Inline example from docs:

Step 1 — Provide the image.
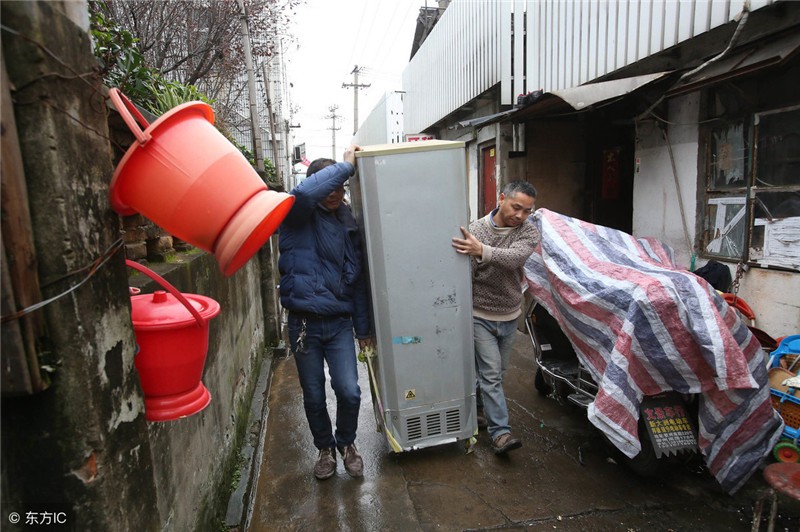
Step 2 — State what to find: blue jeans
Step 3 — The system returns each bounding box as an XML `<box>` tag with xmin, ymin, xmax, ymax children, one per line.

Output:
<box><xmin>474</xmin><ymin>317</ymin><xmax>518</xmax><ymax>439</ymax></box>
<box><xmin>288</xmin><ymin>315</ymin><xmax>361</xmax><ymax>450</ymax></box>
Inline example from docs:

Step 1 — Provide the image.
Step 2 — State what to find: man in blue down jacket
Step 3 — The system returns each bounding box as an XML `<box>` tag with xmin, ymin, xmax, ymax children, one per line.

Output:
<box><xmin>278</xmin><ymin>143</ymin><xmax>374</xmax><ymax>480</ymax></box>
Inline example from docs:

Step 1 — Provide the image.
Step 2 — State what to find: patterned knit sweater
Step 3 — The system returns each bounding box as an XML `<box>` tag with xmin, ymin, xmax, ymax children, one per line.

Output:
<box><xmin>470</xmin><ymin>214</ymin><xmax>541</xmax><ymax>321</ymax></box>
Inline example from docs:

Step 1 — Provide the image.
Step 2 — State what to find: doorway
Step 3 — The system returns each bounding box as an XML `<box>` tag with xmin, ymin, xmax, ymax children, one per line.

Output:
<box><xmin>480</xmin><ymin>145</ymin><xmax>497</xmax><ymax>217</ymax></box>
<box><xmin>587</xmin><ymin>124</ymin><xmax>635</xmax><ymax>233</ymax></box>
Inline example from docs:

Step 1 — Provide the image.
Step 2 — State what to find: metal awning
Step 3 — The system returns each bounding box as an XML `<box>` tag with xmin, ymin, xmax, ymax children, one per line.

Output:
<box><xmin>453</xmin><ymin>109</ymin><xmax>516</xmax><ymax>129</ymax></box>
<box><xmin>666</xmin><ymin>30</ymin><xmax>800</xmax><ymax>97</ymax></box>
<box><xmin>510</xmin><ymin>71</ymin><xmax>673</xmax><ymax>122</ymax></box>
<box><xmin>450</xmin><ymin>30</ymin><xmax>798</xmax><ymax>130</ymax></box>
<box><xmin>451</xmin><ymin>71</ymin><xmax>671</xmax><ymax>130</ymax></box>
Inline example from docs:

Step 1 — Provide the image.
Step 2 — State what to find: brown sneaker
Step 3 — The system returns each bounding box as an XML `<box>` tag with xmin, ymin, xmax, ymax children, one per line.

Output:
<box><xmin>491</xmin><ymin>433</ymin><xmax>522</xmax><ymax>455</ymax></box>
<box><xmin>313</xmin><ymin>448</ymin><xmax>336</xmax><ymax>480</ymax></box>
<box><xmin>338</xmin><ymin>444</ymin><xmax>363</xmax><ymax>478</ymax></box>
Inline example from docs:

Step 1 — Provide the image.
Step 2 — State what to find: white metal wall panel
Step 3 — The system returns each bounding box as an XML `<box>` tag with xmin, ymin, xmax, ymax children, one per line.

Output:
<box><xmin>500</xmin><ymin>1</ymin><xmax>512</xmax><ymax>105</ymax></box>
<box><xmin>533</xmin><ymin>0</ymin><xmax>543</xmax><ymax>91</ymax></box>
<box><xmin>677</xmin><ymin>0</ymin><xmax>696</xmax><ymax>42</ymax></box>
<box><xmin>636</xmin><ymin>1</ymin><xmax>648</xmax><ymax>62</ymax></box>
<box><xmin>579</xmin><ymin>2</ymin><xmax>590</xmax><ymax>86</ymax></box>
<box><xmin>402</xmin><ymin>0</ymin><xmax>776</xmax><ymax>134</ymax></box>
<box><xmin>710</xmin><ymin>0</ymin><xmax>731</xmax><ymax>27</ymax></box>
<box><xmin>664</xmin><ymin>1</ymin><xmax>680</xmax><ymax>50</ymax></box>
<box><xmin>617</xmin><ymin>0</ymin><xmax>629</xmax><ymax>72</ymax></box>
<box><xmin>587</xmin><ymin>0</ymin><xmax>598</xmax><ymax>82</ymax></box>
<box><xmin>597</xmin><ymin>0</ymin><xmax>609</xmax><ymax>81</ymax></box>
<box><xmin>553</xmin><ymin>2</ymin><xmax>569</xmax><ymax>87</ymax></box>
<box><xmin>560</xmin><ymin>1</ymin><xmax>570</xmax><ymax>89</ymax></box>
<box><xmin>607</xmin><ymin>1</ymin><xmax>619</xmax><ymax>73</ymax></box>
<box><xmin>695</xmin><ymin>0</ymin><xmax>712</xmax><ymax>34</ymax></box>
<box><xmin>651</xmin><ymin>0</ymin><xmax>665</xmax><ymax>56</ymax></box>
<box><xmin>514</xmin><ymin>0</ymin><xmax>525</xmax><ymax>101</ymax></box>
<box><xmin>524</xmin><ymin>0</ymin><xmax>537</xmax><ymax>92</ymax></box>
<box><xmin>627</xmin><ymin>1</ymin><xmax>640</xmax><ymax>66</ymax></box>
<box><xmin>543</xmin><ymin>0</ymin><xmax>552</xmax><ymax>91</ymax></box>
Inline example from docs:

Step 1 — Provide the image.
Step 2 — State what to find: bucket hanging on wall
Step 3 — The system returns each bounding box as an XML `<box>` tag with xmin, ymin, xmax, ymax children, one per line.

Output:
<box><xmin>127</xmin><ymin>260</ymin><xmax>220</xmax><ymax>422</ymax></box>
<box><xmin>108</xmin><ymin>88</ymin><xmax>295</xmax><ymax>276</ymax></box>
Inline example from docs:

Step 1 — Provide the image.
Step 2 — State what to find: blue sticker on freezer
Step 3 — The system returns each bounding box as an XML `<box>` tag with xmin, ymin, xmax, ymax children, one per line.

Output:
<box><xmin>392</xmin><ymin>336</ymin><xmax>423</xmax><ymax>345</ymax></box>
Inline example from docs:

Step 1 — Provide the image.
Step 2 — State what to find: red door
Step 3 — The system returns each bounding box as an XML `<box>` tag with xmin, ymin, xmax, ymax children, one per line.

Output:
<box><xmin>481</xmin><ymin>146</ymin><xmax>497</xmax><ymax>217</ymax></box>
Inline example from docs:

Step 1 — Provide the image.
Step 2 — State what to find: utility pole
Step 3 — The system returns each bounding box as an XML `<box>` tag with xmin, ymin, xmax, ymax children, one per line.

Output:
<box><xmin>237</xmin><ymin>0</ymin><xmax>264</xmax><ymax>170</ymax></box>
<box><xmin>342</xmin><ymin>65</ymin><xmax>370</xmax><ymax>135</ymax></box>
<box><xmin>325</xmin><ymin>105</ymin><xmax>341</xmax><ymax>159</ymax></box>
<box><xmin>261</xmin><ymin>61</ymin><xmax>282</xmax><ymax>187</ymax></box>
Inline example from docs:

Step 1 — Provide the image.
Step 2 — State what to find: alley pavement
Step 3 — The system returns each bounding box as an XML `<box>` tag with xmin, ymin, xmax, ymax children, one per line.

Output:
<box><xmin>247</xmin><ymin>332</ymin><xmax>800</xmax><ymax>531</ymax></box>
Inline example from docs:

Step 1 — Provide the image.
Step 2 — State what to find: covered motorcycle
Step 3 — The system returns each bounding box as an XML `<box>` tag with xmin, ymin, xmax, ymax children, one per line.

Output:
<box><xmin>523</xmin><ymin>209</ymin><xmax>784</xmax><ymax>494</ymax></box>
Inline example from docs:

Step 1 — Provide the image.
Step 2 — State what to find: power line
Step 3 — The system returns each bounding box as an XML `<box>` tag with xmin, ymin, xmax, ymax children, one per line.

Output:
<box><xmin>364</xmin><ymin>0</ymin><xmax>404</xmax><ymax>69</ymax></box>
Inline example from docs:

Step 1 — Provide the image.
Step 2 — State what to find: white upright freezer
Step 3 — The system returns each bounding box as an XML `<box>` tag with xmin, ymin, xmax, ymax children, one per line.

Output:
<box><xmin>351</xmin><ymin>140</ymin><xmax>477</xmax><ymax>452</ymax></box>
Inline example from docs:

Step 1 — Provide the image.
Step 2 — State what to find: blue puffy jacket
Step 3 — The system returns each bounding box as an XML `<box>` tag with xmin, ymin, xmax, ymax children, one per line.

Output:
<box><xmin>277</xmin><ymin>162</ymin><xmax>371</xmax><ymax>337</ymax></box>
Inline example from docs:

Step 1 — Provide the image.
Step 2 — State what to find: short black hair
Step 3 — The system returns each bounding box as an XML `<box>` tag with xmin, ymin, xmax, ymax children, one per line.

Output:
<box><xmin>502</xmin><ymin>180</ymin><xmax>537</xmax><ymax>199</ymax></box>
<box><xmin>307</xmin><ymin>158</ymin><xmax>336</xmax><ymax>177</ymax></box>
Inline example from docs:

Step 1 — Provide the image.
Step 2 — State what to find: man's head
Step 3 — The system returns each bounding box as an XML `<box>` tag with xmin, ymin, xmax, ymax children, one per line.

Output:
<box><xmin>307</xmin><ymin>158</ymin><xmax>346</xmax><ymax>210</ymax></box>
<box><xmin>493</xmin><ymin>181</ymin><xmax>537</xmax><ymax>227</ymax></box>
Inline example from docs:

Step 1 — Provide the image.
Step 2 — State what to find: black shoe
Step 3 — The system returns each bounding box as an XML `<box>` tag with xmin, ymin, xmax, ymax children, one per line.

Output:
<box><xmin>338</xmin><ymin>444</ymin><xmax>363</xmax><ymax>478</ymax></box>
<box><xmin>314</xmin><ymin>448</ymin><xmax>336</xmax><ymax>480</ymax></box>
<box><xmin>491</xmin><ymin>433</ymin><xmax>522</xmax><ymax>455</ymax></box>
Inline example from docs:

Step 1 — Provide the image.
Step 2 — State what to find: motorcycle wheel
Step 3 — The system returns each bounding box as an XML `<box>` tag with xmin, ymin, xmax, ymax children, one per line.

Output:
<box><xmin>534</xmin><ymin>367</ymin><xmax>553</xmax><ymax>396</ymax></box>
<box><xmin>601</xmin><ymin>417</ymin><xmax>660</xmax><ymax>477</ymax></box>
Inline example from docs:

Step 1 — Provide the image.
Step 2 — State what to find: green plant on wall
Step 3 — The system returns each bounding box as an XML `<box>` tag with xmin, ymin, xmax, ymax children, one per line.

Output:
<box><xmin>90</xmin><ymin>1</ymin><xmax>156</xmax><ymax>105</ymax></box>
<box><xmin>142</xmin><ymin>79</ymin><xmax>214</xmax><ymax>116</ymax></box>
<box><xmin>89</xmin><ymin>1</ymin><xmax>214</xmax><ymax>115</ymax></box>
<box><xmin>89</xmin><ymin>1</ymin><xmax>256</xmax><ymax>163</ymax></box>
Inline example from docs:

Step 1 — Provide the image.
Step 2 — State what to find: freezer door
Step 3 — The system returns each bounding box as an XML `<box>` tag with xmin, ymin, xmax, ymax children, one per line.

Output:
<box><xmin>353</xmin><ymin>141</ymin><xmax>477</xmax><ymax>450</ymax></box>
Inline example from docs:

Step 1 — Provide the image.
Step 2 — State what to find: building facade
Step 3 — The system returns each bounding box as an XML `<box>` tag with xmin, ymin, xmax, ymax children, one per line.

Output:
<box><xmin>389</xmin><ymin>0</ymin><xmax>798</xmax><ymax>336</ymax></box>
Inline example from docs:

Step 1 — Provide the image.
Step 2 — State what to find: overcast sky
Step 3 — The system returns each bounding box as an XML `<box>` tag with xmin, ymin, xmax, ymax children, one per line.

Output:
<box><xmin>283</xmin><ymin>0</ymin><xmax>422</xmax><ymax>162</ymax></box>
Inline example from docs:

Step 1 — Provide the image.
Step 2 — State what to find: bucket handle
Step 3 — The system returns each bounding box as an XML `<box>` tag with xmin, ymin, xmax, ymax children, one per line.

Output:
<box><xmin>125</xmin><ymin>259</ymin><xmax>204</xmax><ymax>327</ymax></box>
<box><xmin>109</xmin><ymin>88</ymin><xmax>152</xmax><ymax>146</ymax></box>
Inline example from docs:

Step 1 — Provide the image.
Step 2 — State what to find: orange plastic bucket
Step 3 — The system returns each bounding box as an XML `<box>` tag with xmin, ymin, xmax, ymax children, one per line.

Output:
<box><xmin>108</xmin><ymin>88</ymin><xmax>294</xmax><ymax>276</ymax></box>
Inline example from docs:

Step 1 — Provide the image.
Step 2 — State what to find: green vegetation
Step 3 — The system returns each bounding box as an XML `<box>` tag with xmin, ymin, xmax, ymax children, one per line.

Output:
<box><xmin>89</xmin><ymin>3</ymin><xmax>214</xmax><ymax>118</ymax></box>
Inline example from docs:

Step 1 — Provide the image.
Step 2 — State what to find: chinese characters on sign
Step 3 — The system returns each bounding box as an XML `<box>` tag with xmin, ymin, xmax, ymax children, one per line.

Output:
<box><xmin>642</xmin><ymin>396</ymin><xmax>698</xmax><ymax>458</ymax></box>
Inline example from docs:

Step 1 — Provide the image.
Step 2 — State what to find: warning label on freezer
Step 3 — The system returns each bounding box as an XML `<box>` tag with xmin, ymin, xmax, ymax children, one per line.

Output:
<box><xmin>405</xmin><ymin>389</ymin><xmax>417</xmax><ymax>400</ymax></box>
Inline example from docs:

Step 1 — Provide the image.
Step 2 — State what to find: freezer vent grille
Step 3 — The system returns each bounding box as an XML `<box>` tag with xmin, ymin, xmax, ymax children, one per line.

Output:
<box><xmin>445</xmin><ymin>409</ymin><xmax>460</xmax><ymax>432</ymax></box>
<box><xmin>406</xmin><ymin>409</ymin><xmax>463</xmax><ymax>440</ymax></box>
<box><xmin>407</xmin><ymin>417</ymin><xmax>422</xmax><ymax>440</ymax></box>
<box><xmin>426</xmin><ymin>413</ymin><xmax>442</xmax><ymax>436</ymax></box>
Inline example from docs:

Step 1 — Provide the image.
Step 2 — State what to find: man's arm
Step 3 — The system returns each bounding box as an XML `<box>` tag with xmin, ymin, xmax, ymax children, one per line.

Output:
<box><xmin>452</xmin><ymin>223</ymin><xmax>540</xmax><ymax>269</ymax></box>
<box><xmin>284</xmin><ymin>145</ymin><xmax>360</xmax><ymax>224</ymax></box>
<box><xmin>284</xmin><ymin>162</ymin><xmax>354</xmax><ymax>222</ymax></box>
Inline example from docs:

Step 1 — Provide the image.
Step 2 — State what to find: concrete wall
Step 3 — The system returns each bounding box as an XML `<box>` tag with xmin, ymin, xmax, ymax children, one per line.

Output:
<box><xmin>632</xmin><ymin>92</ymin><xmax>700</xmax><ymax>270</ymax></box>
<box><xmin>0</xmin><ymin>3</ymin><xmax>274</xmax><ymax>530</ymax></box>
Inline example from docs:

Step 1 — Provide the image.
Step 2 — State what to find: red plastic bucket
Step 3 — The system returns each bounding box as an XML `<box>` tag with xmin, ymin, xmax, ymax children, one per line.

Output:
<box><xmin>127</xmin><ymin>260</ymin><xmax>220</xmax><ymax>422</ymax></box>
<box><xmin>109</xmin><ymin>88</ymin><xmax>295</xmax><ymax>276</ymax></box>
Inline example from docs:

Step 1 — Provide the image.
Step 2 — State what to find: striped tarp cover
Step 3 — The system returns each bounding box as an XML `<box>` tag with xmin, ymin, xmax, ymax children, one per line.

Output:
<box><xmin>523</xmin><ymin>209</ymin><xmax>784</xmax><ymax>493</ymax></box>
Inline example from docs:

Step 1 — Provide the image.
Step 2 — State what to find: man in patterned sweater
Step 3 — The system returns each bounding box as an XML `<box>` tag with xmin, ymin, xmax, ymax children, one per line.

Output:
<box><xmin>452</xmin><ymin>181</ymin><xmax>540</xmax><ymax>454</ymax></box>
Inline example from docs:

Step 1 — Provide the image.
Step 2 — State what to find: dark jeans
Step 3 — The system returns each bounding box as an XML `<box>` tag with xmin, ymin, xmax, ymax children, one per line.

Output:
<box><xmin>288</xmin><ymin>314</ymin><xmax>361</xmax><ymax>450</ymax></box>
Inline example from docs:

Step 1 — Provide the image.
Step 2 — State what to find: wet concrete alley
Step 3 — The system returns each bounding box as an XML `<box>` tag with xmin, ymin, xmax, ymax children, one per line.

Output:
<box><xmin>246</xmin><ymin>331</ymin><xmax>800</xmax><ymax>531</ymax></box>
